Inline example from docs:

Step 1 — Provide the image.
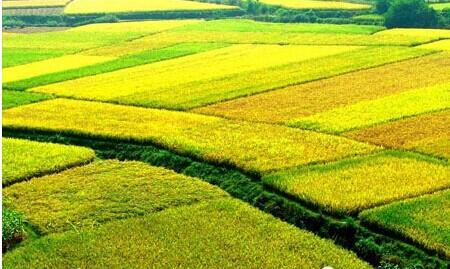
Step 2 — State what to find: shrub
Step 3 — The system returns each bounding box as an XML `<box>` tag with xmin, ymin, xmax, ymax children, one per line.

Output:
<box><xmin>2</xmin><ymin>208</ymin><xmax>25</xmax><ymax>251</ymax></box>
<box><xmin>376</xmin><ymin>0</ymin><xmax>390</xmax><ymax>14</ymax></box>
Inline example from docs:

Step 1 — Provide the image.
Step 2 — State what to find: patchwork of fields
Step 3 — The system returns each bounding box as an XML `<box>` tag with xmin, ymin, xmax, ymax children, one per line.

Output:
<box><xmin>3</xmin><ymin>17</ymin><xmax>450</xmax><ymax>269</ymax></box>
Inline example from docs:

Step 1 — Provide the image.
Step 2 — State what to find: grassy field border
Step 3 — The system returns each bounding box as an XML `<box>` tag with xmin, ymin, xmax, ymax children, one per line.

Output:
<box><xmin>3</xmin><ymin>128</ymin><xmax>448</xmax><ymax>268</ymax></box>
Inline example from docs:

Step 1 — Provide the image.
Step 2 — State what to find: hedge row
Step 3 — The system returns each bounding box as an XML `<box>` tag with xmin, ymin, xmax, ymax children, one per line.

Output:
<box><xmin>3</xmin><ymin>128</ymin><xmax>448</xmax><ymax>269</ymax></box>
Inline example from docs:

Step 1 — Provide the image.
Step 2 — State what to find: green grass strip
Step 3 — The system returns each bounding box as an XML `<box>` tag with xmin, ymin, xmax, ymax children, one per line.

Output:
<box><xmin>3</xmin><ymin>48</ymin><xmax>68</xmax><ymax>68</ymax></box>
<box><xmin>4</xmin><ymin>42</ymin><xmax>227</xmax><ymax>91</ymax></box>
<box><xmin>3</xmin><ymin>90</ymin><xmax>53</xmax><ymax>110</ymax></box>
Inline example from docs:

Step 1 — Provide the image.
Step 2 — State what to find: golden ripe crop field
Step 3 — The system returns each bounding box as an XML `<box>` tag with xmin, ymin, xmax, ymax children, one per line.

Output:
<box><xmin>346</xmin><ymin>110</ymin><xmax>450</xmax><ymax>159</ymax></box>
<box><xmin>2</xmin><ymin>99</ymin><xmax>377</xmax><ymax>174</ymax></box>
<box><xmin>64</xmin><ymin>0</ymin><xmax>237</xmax><ymax>14</ymax></box>
<box><xmin>259</xmin><ymin>0</ymin><xmax>370</xmax><ymax>10</ymax></box>
<box><xmin>195</xmin><ymin>52</ymin><xmax>450</xmax><ymax>123</ymax></box>
<box><xmin>263</xmin><ymin>152</ymin><xmax>450</xmax><ymax>214</ymax></box>
<box><xmin>3</xmin><ymin>0</ymin><xmax>69</xmax><ymax>8</ymax></box>
<box><xmin>31</xmin><ymin>44</ymin><xmax>360</xmax><ymax>107</ymax></box>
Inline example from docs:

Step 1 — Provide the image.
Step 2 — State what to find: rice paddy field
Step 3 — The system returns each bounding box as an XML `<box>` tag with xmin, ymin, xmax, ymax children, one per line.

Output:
<box><xmin>2</xmin><ymin>15</ymin><xmax>450</xmax><ymax>269</ymax></box>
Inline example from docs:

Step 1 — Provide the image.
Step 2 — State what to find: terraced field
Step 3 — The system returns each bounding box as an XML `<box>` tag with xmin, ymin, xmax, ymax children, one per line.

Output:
<box><xmin>3</xmin><ymin>18</ymin><xmax>450</xmax><ymax>269</ymax></box>
<box><xmin>258</xmin><ymin>0</ymin><xmax>371</xmax><ymax>10</ymax></box>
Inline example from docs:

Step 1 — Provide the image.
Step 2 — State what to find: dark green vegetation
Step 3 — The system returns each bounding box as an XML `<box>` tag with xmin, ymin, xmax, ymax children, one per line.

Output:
<box><xmin>2</xmin><ymin>90</ymin><xmax>52</xmax><ymax>109</ymax></box>
<box><xmin>3</xmin><ymin>48</ymin><xmax>66</xmax><ymax>68</ymax></box>
<box><xmin>360</xmin><ymin>189</ymin><xmax>450</xmax><ymax>257</ymax></box>
<box><xmin>4</xmin><ymin>160</ymin><xmax>228</xmax><ymax>234</ymax></box>
<box><xmin>2</xmin><ymin>199</ymin><xmax>370</xmax><ymax>269</ymax></box>
<box><xmin>3</xmin><ymin>43</ymin><xmax>228</xmax><ymax>91</ymax></box>
<box><xmin>2</xmin><ymin>208</ymin><xmax>25</xmax><ymax>252</ymax></box>
<box><xmin>4</xmin><ymin>129</ymin><xmax>449</xmax><ymax>268</ymax></box>
<box><xmin>385</xmin><ymin>0</ymin><xmax>444</xmax><ymax>28</ymax></box>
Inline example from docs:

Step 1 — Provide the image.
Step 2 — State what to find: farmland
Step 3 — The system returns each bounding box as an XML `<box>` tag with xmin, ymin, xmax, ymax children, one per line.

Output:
<box><xmin>258</xmin><ymin>0</ymin><xmax>371</xmax><ymax>10</ymax></box>
<box><xmin>2</xmin><ymin>14</ymin><xmax>450</xmax><ymax>269</ymax></box>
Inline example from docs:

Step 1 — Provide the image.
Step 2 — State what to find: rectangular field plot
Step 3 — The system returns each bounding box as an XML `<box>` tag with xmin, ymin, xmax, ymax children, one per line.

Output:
<box><xmin>3</xmin><ymin>198</ymin><xmax>370</xmax><ymax>269</ymax></box>
<box><xmin>2</xmin><ymin>138</ymin><xmax>95</xmax><ymax>186</ymax></box>
<box><xmin>3</xmin><ymin>90</ymin><xmax>52</xmax><ymax>109</ymax></box>
<box><xmin>289</xmin><ymin>83</ymin><xmax>450</xmax><ymax>133</ymax></box>
<box><xmin>259</xmin><ymin>0</ymin><xmax>370</xmax><ymax>10</ymax></box>
<box><xmin>360</xmin><ymin>189</ymin><xmax>450</xmax><ymax>257</ymax></box>
<box><xmin>3</xmin><ymin>48</ymin><xmax>67</xmax><ymax>68</ymax></box>
<box><xmin>194</xmin><ymin>52</ymin><xmax>449</xmax><ymax>123</ymax></box>
<box><xmin>263</xmin><ymin>152</ymin><xmax>450</xmax><ymax>214</ymax></box>
<box><xmin>64</xmin><ymin>0</ymin><xmax>237</xmax><ymax>14</ymax></box>
<box><xmin>2</xmin><ymin>99</ymin><xmax>377</xmax><ymax>174</ymax></box>
<box><xmin>419</xmin><ymin>39</ymin><xmax>450</xmax><ymax>51</ymax></box>
<box><xmin>5</xmin><ymin>43</ymin><xmax>227</xmax><ymax>91</ymax></box>
<box><xmin>3</xmin><ymin>20</ymin><xmax>199</xmax><ymax>52</ymax></box>
<box><xmin>346</xmin><ymin>110</ymin><xmax>450</xmax><ymax>159</ymax></box>
<box><xmin>31</xmin><ymin>44</ymin><xmax>360</xmax><ymax>108</ymax></box>
<box><xmin>374</xmin><ymin>28</ymin><xmax>450</xmax><ymax>39</ymax></box>
<box><xmin>3</xmin><ymin>55</ymin><xmax>114</xmax><ymax>83</ymax></box>
<box><xmin>3</xmin><ymin>160</ymin><xmax>228</xmax><ymax>234</ymax></box>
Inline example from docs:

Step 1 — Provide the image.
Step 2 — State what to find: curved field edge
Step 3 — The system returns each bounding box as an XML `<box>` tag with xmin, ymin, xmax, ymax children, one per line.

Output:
<box><xmin>3</xmin><ymin>129</ymin><xmax>449</xmax><ymax>268</ymax></box>
<box><xmin>2</xmin><ymin>137</ymin><xmax>95</xmax><ymax>186</ymax></box>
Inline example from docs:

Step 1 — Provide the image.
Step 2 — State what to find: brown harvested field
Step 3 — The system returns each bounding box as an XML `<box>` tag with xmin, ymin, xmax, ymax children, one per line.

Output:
<box><xmin>2</xmin><ymin>7</ymin><xmax>64</xmax><ymax>15</ymax></box>
<box><xmin>345</xmin><ymin>110</ymin><xmax>450</xmax><ymax>159</ymax></box>
<box><xmin>193</xmin><ymin>52</ymin><xmax>450</xmax><ymax>124</ymax></box>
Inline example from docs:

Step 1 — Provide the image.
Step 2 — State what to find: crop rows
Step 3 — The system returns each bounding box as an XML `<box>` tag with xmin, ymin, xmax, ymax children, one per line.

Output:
<box><xmin>3</xmin><ymin>90</ymin><xmax>52</xmax><ymax>109</ymax></box>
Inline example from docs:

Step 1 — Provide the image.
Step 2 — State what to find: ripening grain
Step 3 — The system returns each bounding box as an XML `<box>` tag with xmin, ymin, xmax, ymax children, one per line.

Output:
<box><xmin>263</xmin><ymin>152</ymin><xmax>450</xmax><ymax>214</ymax></box>
<box><xmin>65</xmin><ymin>0</ymin><xmax>236</xmax><ymax>14</ymax></box>
<box><xmin>3</xmin><ymin>199</ymin><xmax>371</xmax><ymax>269</ymax></box>
<box><xmin>2</xmin><ymin>99</ymin><xmax>377</xmax><ymax>174</ymax></box>
<box><xmin>3</xmin><ymin>160</ymin><xmax>228</xmax><ymax>234</ymax></box>
<box><xmin>374</xmin><ymin>28</ymin><xmax>450</xmax><ymax>39</ymax></box>
<box><xmin>289</xmin><ymin>83</ymin><xmax>450</xmax><ymax>133</ymax></box>
<box><xmin>32</xmin><ymin>44</ymin><xmax>359</xmax><ymax>108</ymax></box>
<box><xmin>3</xmin><ymin>55</ymin><xmax>114</xmax><ymax>83</ymax></box>
<box><xmin>418</xmin><ymin>39</ymin><xmax>450</xmax><ymax>51</ymax></box>
<box><xmin>346</xmin><ymin>110</ymin><xmax>450</xmax><ymax>159</ymax></box>
<box><xmin>3</xmin><ymin>0</ymin><xmax>69</xmax><ymax>8</ymax></box>
<box><xmin>259</xmin><ymin>0</ymin><xmax>370</xmax><ymax>10</ymax></box>
<box><xmin>2</xmin><ymin>138</ymin><xmax>95</xmax><ymax>185</ymax></box>
<box><xmin>360</xmin><ymin>189</ymin><xmax>450</xmax><ymax>257</ymax></box>
<box><xmin>195</xmin><ymin>52</ymin><xmax>449</xmax><ymax>123</ymax></box>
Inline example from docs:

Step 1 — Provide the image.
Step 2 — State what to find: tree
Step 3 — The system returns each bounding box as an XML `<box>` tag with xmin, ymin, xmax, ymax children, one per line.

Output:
<box><xmin>376</xmin><ymin>0</ymin><xmax>390</xmax><ymax>14</ymax></box>
<box><xmin>384</xmin><ymin>0</ymin><xmax>443</xmax><ymax>28</ymax></box>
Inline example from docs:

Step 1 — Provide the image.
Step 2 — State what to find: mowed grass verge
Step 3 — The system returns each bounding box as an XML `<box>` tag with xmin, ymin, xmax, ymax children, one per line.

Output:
<box><xmin>360</xmin><ymin>189</ymin><xmax>450</xmax><ymax>257</ymax></box>
<box><xmin>346</xmin><ymin>110</ymin><xmax>450</xmax><ymax>159</ymax></box>
<box><xmin>2</xmin><ymin>98</ymin><xmax>377</xmax><ymax>174</ymax></box>
<box><xmin>32</xmin><ymin>46</ymin><xmax>431</xmax><ymax>110</ymax></box>
<box><xmin>289</xmin><ymin>82</ymin><xmax>450</xmax><ymax>133</ymax></box>
<box><xmin>3</xmin><ymin>90</ymin><xmax>52</xmax><ymax>109</ymax></box>
<box><xmin>3</xmin><ymin>198</ymin><xmax>371</xmax><ymax>269</ymax></box>
<box><xmin>3</xmin><ymin>160</ymin><xmax>228</xmax><ymax>234</ymax></box>
<box><xmin>5</xmin><ymin>43</ymin><xmax>228</xmax><ymax>91</ymax></box>
<box><xmin>2</xmin><ymin>138</ymin><xmax>95</xmax><ymax>185</ymax></box>
<box><xmin>263</xmin><ymin>151</ymin><xmax>450</xmax><ymax>214</ymax></box>
<box><xmin>195</xmin><ymin>52</ymin><xmax>450</xmax><ymax>123</ymax></box>
<box><xmin>64</xmin><ymin>0</ymin><xmax>237</xmax><ymax>14</ymax></box>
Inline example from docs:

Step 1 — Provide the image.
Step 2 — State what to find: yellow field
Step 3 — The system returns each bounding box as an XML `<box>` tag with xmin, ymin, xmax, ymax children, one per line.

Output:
<box><xmin>3</xmin><ymin>55</ymin><xmax>114</xmax><ymax>83</ymax></box>
<box><xmin>195</xmin><ymin>52</ymin><xmax>449</xmax><ymax>123</ymax></box>
<box><xmin>374</xmin><ymin>28</ymin><xmax>450</xmax><ymax>39</ymax></box>
<box><xmin>346</xmin><ymin>110</ymin><xmax>450</xmax><ymax>159</ymax></box>
<box><xmin>259</xmin><ymin>0</ymin><xmax>370</xmax><ymax>10</ymax></box>
<box><xmin>2</xmin><ymin>99</ymin><xmax>377</xmax><ymax>174</ymax></box>
<box><xmin>289</xmin><ymin>83</ymin><xmax>450</xmax><ymax>133</ymax></box>
<box><xmin>64</xmin><ymin>0</ymin><xmax>236</xmax><ymax>14</ymax></box>
<box><xmin>3</xmin><ymin>0</ymin><xmax>69</xmax><ymax>8</ymax></box>
<box><xmin>263</xmin><ymin>153</ymin><xmax>450</xmax><ymax>214</ymax></box>
<box><xmin>418</xmin><ymin>39</ymin><xmax>450</xmax><ymax>51</ymax></box>
<box><xmin>32</xmin><ymin>44</ymin><xmax>359</xmax><ymax>104</ymax></box>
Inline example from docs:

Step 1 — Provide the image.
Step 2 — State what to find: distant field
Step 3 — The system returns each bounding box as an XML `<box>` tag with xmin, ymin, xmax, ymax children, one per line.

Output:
<box><xmin>64</xmin><ymin>0</ymin><xmax>237</xmax><ymax>14</ymax></box>
<box><xmin>346</xmin><ymin>110</ymin><xmax>450</xmax><ymax>159</ymax></box>
<box><xmin>258</xmin><ymin>0</ymin><xmax>370</xmax><ymax>10</ymax></box>
<box><xmin>195</xmin><ymin>52</ymin><xmax>448</xmax><ymax>123</ymax></box>
<box><xmin>3</xmin><ymin>48</ymin><xmax>66</xmax><ymax>68</ymax></box>
<box><xmin>264</xmin><ymin>151</ymin><xmax>450</xmax><ymax>214</ymax></box>
<box><xmin>419</xmin><ymin>39</ymin><xmax>450</xmax><ymax>51</ymax></box>
<box><xmin>360</xmin><ymin>189</ymin><xmax>450</xmax><ymax>257</ymax></box>
<box><xmin>430</xmin><ymin>2</ymin><xmax>450</xmax><ymax>10</ymax></box>
<box><xmin>3</xmin><ymin>90</ymin><xmax>52</xmax><ymax>109</ymax></box>
<box><xmin>2</xmin><ymin>138</ymin><xmax>94</xmax><ymax>185</ymax></box>
<box><xmin>3</xmin><ymin>197</ymin><xmax>370</xmax><ymax>269</ymax></box>
<box><xmin>2</xmin><ymin>99</ymin><xmax>377</xmax><ymax>174</ymax></box>
<box><xmin>3</xmin><ymin>0</ymin><xmax>69</xmax><ymax>9</ymax></box>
